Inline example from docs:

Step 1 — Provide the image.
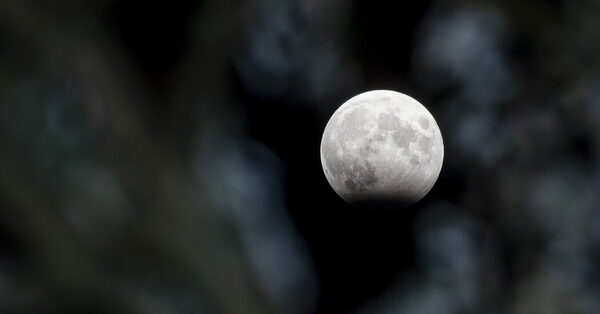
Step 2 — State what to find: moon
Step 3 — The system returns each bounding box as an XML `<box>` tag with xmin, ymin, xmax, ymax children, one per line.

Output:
<box><xmin>320</xmin><ymin>90</ymin><xmax>444</xmax><ymax>209</ymax></box>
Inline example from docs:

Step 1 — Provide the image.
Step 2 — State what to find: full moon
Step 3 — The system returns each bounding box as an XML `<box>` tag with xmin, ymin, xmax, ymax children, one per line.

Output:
<box><xmin>320</xmin><ymin>90</ymin><xmax>444</xmax><ymax>209</ymax></box>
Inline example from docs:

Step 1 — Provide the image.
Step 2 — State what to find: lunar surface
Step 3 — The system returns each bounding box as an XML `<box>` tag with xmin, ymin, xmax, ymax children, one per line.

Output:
<box><xmin>320</xmin><ymin>90</ymin><xmax>444</xmax><ymax>209</ymax></box>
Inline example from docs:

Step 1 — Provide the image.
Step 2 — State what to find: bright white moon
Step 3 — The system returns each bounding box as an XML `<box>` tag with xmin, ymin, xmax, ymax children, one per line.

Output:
<box><xmin>320</xmin><ymin>90</ymin><xmax>444</xmax><ymax>209</ymax></box>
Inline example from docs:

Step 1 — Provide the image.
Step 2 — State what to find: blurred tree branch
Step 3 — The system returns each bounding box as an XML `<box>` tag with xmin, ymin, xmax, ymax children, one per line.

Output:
<box><xmin>0</xmin><ymin>0</ymin><xmax>279</xmax><ymax>313</ymax></box>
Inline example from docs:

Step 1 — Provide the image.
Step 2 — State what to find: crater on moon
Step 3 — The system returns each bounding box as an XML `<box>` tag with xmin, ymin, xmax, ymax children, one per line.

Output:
<box><xmin>320</xmin><ymin>90</ymin><xmax>444</xmax><ymax>209</ymax></box>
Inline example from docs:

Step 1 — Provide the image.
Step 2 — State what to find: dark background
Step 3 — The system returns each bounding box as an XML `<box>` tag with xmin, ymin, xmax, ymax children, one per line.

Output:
<box><xmin>0</xmin><ymin>0</ymin><xmax>599</xmax><ymax>313</ymax></box>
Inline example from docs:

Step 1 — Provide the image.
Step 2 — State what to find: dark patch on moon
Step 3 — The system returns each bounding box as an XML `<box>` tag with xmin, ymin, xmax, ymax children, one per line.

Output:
<box><xmin>372</xmin><ymin>133</ymin><xmax>385</xmax><ymax>141</ymax></box>
<box><xmin>360</xmin><ymin>161</ymin><xmax>378</xmax><ymax>187</ymax></box>
<box><xmin>339</xmin><ymin>108</ymin><xmax>371</xmax><ymax>142</ymax></box>
<box><xmin>377</xmin><ymin>112</ymin><xmax>401</xmax><ymax>130</ymax></box>
<box><xmin>410</xmin><ymin>155</ymin><xmax>419</xmax><ymax>165</ymax></box>
<box><xmin>392</xmin><ymin>126</ymin><xmax>418</xmax><ymax>148</ymax></box>
<box><xmin>418</xmin><ymin>135</ymin><xmax>433</xmax><ymax>156</ymax></box>
<box><xmin>344</xmin><ymin>159</ymin><xmax>378</xmax><ymax>193</ymax></box>
<box><xmin>361</xmin><ymin>137</ymin><xmax>381</xmax><ymax>158</ymax></box>
<box><xmin>344</xmin><ymin>178</ymin><xmax>357</xmax><ymax>191</ymax></box>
